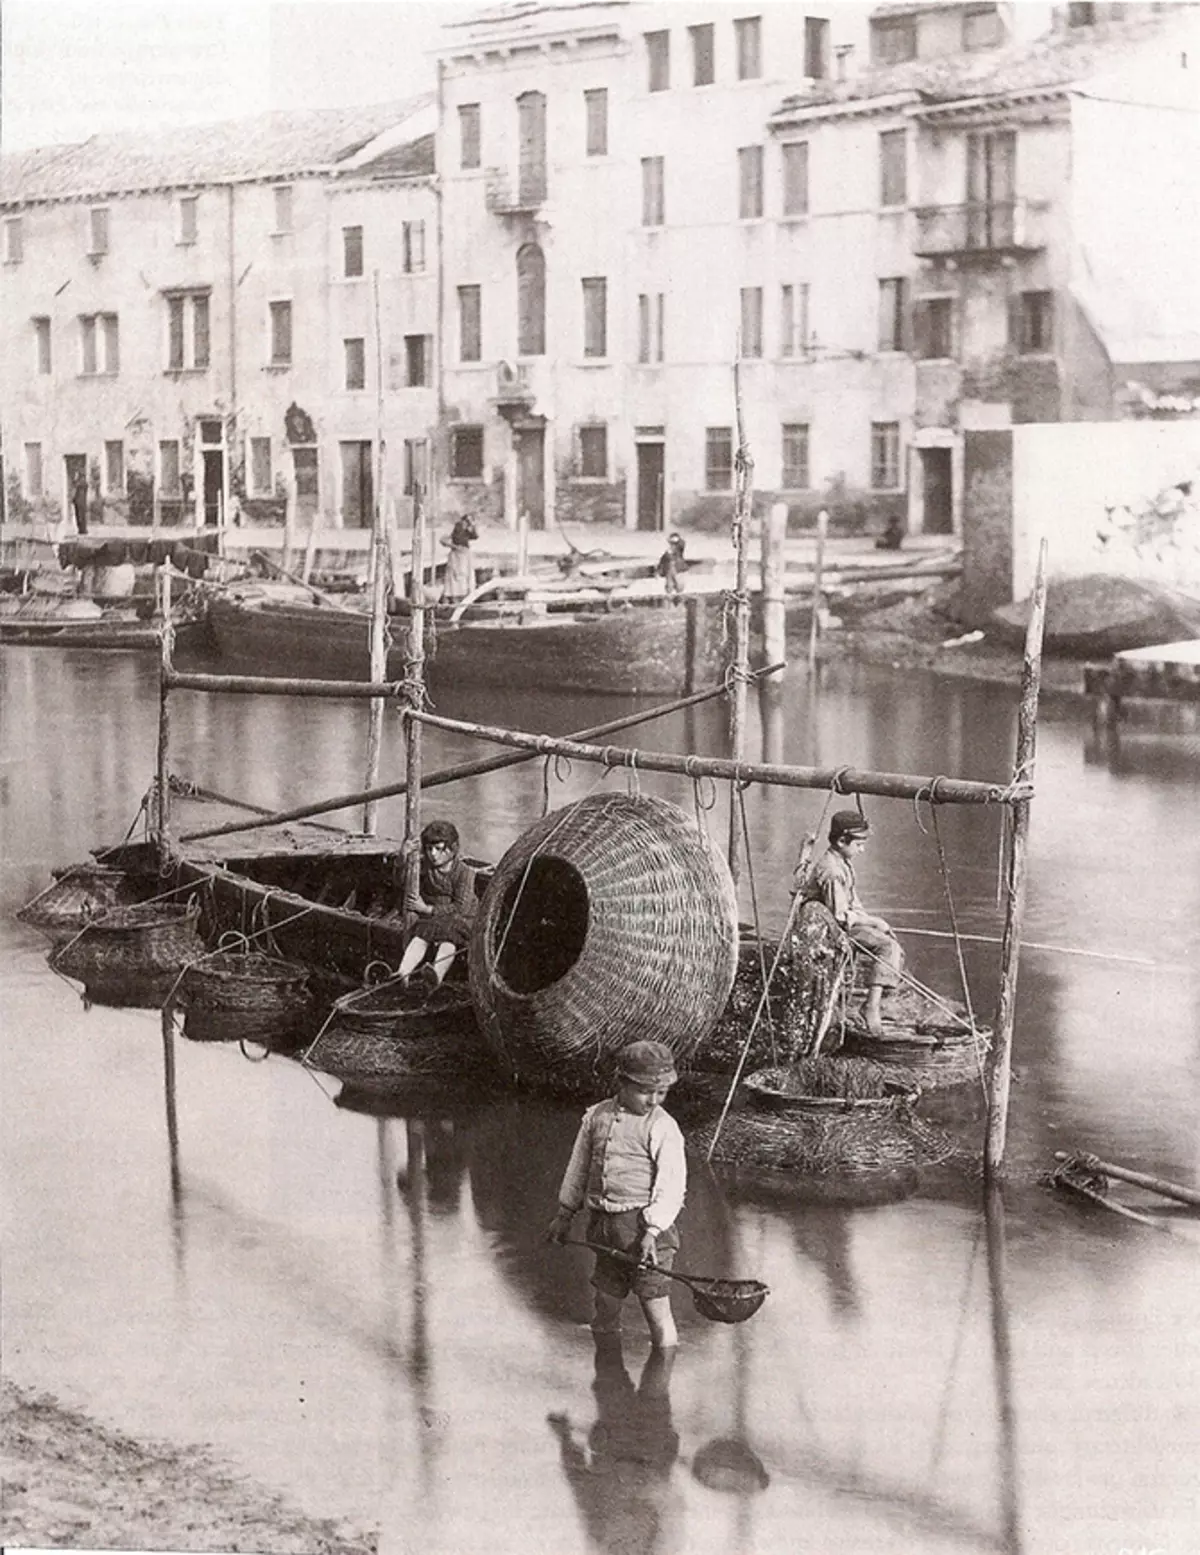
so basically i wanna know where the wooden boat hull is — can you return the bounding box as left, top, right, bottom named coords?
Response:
left=207, top=593, right=733, bottom=695
left=0, top=612, right=206, bottom=649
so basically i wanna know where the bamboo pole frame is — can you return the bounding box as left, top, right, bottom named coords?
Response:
left=727, top=356, right=753, bottom=886
left=178, top=663, right=786, bottom=844
left=401, top=481, right=427, bottom=928
left=407, top=708, right=1031, bottom=807
left=155, top=564, right=174, bottom=868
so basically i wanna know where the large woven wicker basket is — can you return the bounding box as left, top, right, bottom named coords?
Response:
left=51, top=901, right=203, bottom=981
left=468, top=792, right=739, bottom=1096
left=180, top=951, right=310, bottom=1013
left=18, top=862, right=141, bottom=937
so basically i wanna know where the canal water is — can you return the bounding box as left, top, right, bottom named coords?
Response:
left=3, top=645, right=1198, bottom=1555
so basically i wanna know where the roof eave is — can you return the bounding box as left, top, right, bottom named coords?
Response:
left=769, top=89, right=922, bottom=129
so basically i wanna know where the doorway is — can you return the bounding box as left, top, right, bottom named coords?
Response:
left=339, top=440, right=374, bottom=528
left=64, top=454, right=88, bottom=531
left=636, top=441, right=665, bottom=531
left=920, top=447, right=954, bottom=535
left=292, top=447, right=319, bottom=527
left=515, top=425, right=545, bottom=530
left=201, top=450, right=224, bottom=526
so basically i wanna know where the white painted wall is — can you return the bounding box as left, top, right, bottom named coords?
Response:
left=1011, top=420, right=1200, bottom=598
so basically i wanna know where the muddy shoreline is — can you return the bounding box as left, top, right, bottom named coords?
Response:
left=1, top=1381, right=376, bottom=1554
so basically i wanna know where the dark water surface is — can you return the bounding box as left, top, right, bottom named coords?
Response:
left=3, top=646, right=1198, bottom=1555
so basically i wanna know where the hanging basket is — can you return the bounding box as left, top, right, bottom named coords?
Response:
left=18, top=862, right=141, bottom=937
left=51, top=900, right=203, bottom=982
left=468, top=792, right=739, bottom=1096
left=180, top=951, right=310, bottom=1015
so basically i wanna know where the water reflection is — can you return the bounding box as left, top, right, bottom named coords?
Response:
left=548, top=1339, right=683, bottom=1555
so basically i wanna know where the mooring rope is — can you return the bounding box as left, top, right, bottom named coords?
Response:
left=736, top=782, right=778, bottom=1060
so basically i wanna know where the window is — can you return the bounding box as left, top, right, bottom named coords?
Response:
left=405, top=334, right=431, bottom=386
left=962, top=6, right=1003, bottom=49
left=738, top=146, right=766, bottom=221
left=343, top=225, right=364, bottom=278
left=878, top=278, right=908, bottom=352
left=638, top=293, right=665, bottom=364
left=578, top=425, right=608, bottom=479
left=1015, top=290, right=1054, bottom=354
left=80, top=313, right=119, bottom=374
left=879, top=130, right=907, bottom=208
left=915, top=297, right=954, bottom=359
left=517, top=243, right=546, bottom=356
left=1067, top=2, right=1096, bottom=25
left=584, top=88, right=608, bottom=156
left=690, top=23, right=715, bottom=85
left=805, top=16, right=830, bottom=79
left=159, top=441, right=181, bottom=496
left=24, top=442, right=43, bottom=498
left=642, top=157, right=665, bottom=226
left=402, top=220, right=426, bottom=273
left=780, top=283, right=810, bottom=356
left=740, top=287, right=764, bottom=358
left=871, top=422, right=902, bottom=490
left=178, top=195, right=198, bottom=244
left=870, top=16, right=917, bottom=64
left=781, top=424, right=810, bottom=489
left=458, top=284, right=482, bottom=361
left=273, top=186, right=293, bottom=233
left=4, top=216, right=24, bottom=263
left=458, top=103, right=481, bottom=169
left=103, top=440, right=124, bottom=496
left=738, top=145, right=764, bottom=219
left=33, top=316, right=51, bottom=374
left=517, top=91, right=547, bottom=205
left=249, top=437, right=272, bottom=496
left=344, top=337, right=366, bottom=390
left=88, top=206, right=109, bottom=255
left=782, top=141, right=809, bottom=217
left=582, top=276, right=607, bottom=358
left=403, top=438, right=429, bottom=496
left=450, top=425, right=484, bottom=480
left=705, top=427, right=734, bottom=491
left=646, top=30, right=669, bottom=92
left=166, top=292, right=210, bottom=370
left=734, top=16, right=762, bottom=80
left=269, top=300, right=292, bottom=365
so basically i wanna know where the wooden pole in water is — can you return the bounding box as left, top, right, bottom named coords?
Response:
left=761, top=500, right=788, bottom=671
left=363, top=271, right=388, bottom=837
left=984, top=1185, right=1024, bottom=1555
left=402, top=482, right=428, bottom=923
left=155, top=564, right=174, bottom=866
left=984, top=538, right=1048, bottom=1179
left=808, top=508, right=828, bottom=671
left=727, top=355, right=754, bottom=886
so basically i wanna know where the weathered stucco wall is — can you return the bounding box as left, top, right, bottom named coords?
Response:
left=960, top=429, right=1014, bottom=624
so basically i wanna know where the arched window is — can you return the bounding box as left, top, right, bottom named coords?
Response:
left=517, top=243, right=546, bottom=357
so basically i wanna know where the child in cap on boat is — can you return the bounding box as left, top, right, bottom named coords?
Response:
left=800, top=809, right=904, bottom=1037
left=396, top=820, right=476, bottom=991
left=547, top=1040, right=687, bottom=1349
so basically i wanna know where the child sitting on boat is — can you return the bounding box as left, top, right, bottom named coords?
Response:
left=396, top=820, right=476, bottom=991
left=546, top=1040, right=686, bottom=1350
left=797, top=809, right=904, bottom=1037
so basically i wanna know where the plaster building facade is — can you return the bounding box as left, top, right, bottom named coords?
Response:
left=0, top=99, right=437, bottom=535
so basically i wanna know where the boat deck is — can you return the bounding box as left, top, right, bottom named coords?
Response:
left=170, top=790, right=401, bottom=867
left=1085, top=638, right=1200, bottom=709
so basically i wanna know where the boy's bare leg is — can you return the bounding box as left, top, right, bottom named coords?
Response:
left=864, top=985, right=884, bottom=1036
left=640, top=1295, right=678, bottom=1349
left=591, top=1290, right=624, bottom=1334
left=429, top=942, right=457, bottom=985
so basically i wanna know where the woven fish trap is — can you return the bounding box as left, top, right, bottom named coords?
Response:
left=181, top=1003, right=313, bottom=1046
left=67, top=968, right=182, bottom=1010
left=694, top=931, right=818, bottom=1075
left=693, top=1096, right=960, bottom=1179
left=468, top=792, right=739, bottom=1096
left=307, top=1016, right=495, bottom=1086
left=51, top=901, right=203, bottom=980
left=841, top=989, right=991, bottom=1089
left=18, top=862, right=140, bottom=936
left=180, top=951, right=310, bottom=1014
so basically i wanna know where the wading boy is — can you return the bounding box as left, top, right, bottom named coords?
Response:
left=547, top=1041, right=686, bottom=1349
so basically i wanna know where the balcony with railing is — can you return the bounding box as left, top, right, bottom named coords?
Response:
left=490, top=361, right=537, bottom=420
left=913, top=200, right=1048, bottom=259
left=485, top=169, right=547, bottom=216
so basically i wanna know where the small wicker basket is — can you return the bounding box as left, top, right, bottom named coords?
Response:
left=52, top=900, right=203, bottom=981
left=181, top=951, right=310, bottom=1014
